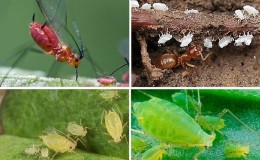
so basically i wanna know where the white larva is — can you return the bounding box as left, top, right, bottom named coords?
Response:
left=243, top=5, right=259, bottom=17
left=184, top=9, right=199, bottom=14
left=131, top=0, right=140, bottom=8
left=141, top=3, right=151, bottom=10
left=218, top=36, right=233, bottom=48
left=234, top=32, right=253, bottom=46
left=153, top=3, right=168, bottom=11
left=179, top=32, right=193, bottom=47
left=203, top=38, right=213, bottom=49
left=234, top=10, right=245, bottom=20
left=158, top=29, right=172, bottom=45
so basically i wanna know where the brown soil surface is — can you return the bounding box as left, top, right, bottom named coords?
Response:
left=132, top=0, right=260, bottom=87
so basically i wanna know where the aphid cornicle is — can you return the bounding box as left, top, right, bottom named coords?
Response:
left=67, top=122, right=87, bottom=138
left=40, top=132, right=77, bottom=158
left=102, top=109, right=127, bottom=143
left=133, top=91, right=215, bottom=159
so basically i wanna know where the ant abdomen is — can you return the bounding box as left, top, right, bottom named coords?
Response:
left=155, top=53, right=178, bottom=69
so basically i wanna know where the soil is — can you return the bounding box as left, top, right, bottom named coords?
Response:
left=132, top=0, right=260, bottom=87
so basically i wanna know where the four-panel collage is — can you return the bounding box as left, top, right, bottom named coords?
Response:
left=0, top=0, right=259, bottom=160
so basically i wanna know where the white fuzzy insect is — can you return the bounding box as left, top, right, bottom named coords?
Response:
left=131, top=0, right=140, bottom=8
left=40, top=148, right=49, bottom=158
left=25, top=145, right=40, bottom=156
left=234, top=32, right=253, bottom=46
left=243, top=5, right=259, bottom=17
left=153, top=3, right=168, bottom=11
left=234, top=10, right=246, bottom=20
left=184, top=9, right=199, bottom=14
left=218, top=36, right=233, bottom=48
left=158, top=29, right=172, bottom=45
left=203, top=38, right=213, bottom=49
left=179, top=32, right=193, bottom=47
left=141, top=3, right=151, bottom=10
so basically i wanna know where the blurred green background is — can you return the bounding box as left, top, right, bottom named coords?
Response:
left=0, top=0, right=129, bottom=81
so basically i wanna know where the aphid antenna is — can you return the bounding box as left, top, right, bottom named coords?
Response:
left=0, top=45, right=35, bottom=86
left=218, top=109, right=260, bottom=137
left=137, top=90, right=155, bottom=99
left=109, top=63, right=128, bottom=76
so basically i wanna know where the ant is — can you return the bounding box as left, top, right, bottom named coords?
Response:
left=155, top=44, right=211, bottom=71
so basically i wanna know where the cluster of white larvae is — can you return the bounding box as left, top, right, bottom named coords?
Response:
left=156, top=4, right=259, bottom=48
left=131, top=0, right=168, bottom=11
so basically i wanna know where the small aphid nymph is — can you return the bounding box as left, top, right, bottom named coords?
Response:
left=100, top=90, right=120, bottom=101
left=141, top=3, right=151, bottom=10
left=67, top=122, right=87, bottom=137
left=153, top=3, right=168, bottom=11
left=234, top=32, right=253, bottom=46
left=158, top=29, right=172, bottom=45
left=184, top=9, right=199, bottom=14
left=203, top=38, right=213, bottom=49
left=131, top=0, right=140, bottom=8
left=224, top=143, right=249, bottom=158
left=40, top=148, right=49, bottom=158
left=180, top=32, right=193, bottom=47
left=102, top=108, right=127, bottom=143
left=218, top=36, right=233, bottom=48
left=234, top=10, right=246, bottom=20
left=25, top=145, right=40, bottom=156
left=243, top=5, right=259, bottom=17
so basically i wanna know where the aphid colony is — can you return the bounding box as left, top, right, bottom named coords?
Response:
left=25, top=90, right=127, bottom=159
left=132, top=90, right=259, bottom=159
left=131, top=0, right=168, bottom=11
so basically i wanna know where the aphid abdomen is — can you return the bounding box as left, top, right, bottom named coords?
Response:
left=134, top=97, right=215, bottom=147
left=197, top=116, right=225, bottom=132
left=224, top=144, right=249, bottom=158
left=30, top=22, right=59, bottom=53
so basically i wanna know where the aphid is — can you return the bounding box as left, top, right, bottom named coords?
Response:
left=141, top=143, right=169, bottom=160
left=152, top=3, right=168, bottom=11
left=25, top=144, right=40, bottom=156
left=203, top=38, right=213, bottom=49
left=131, top=135, right=147, bottom=152
left=234, top=32, right=253, bottom=46
left=40, top=147, right=49, bottom=158
left=224, top=143, right=249, bottom=158
left=243, top=5, right=259, bottom=17
left=131, top=0, right=140, bottom=8
left=234, top=10, right=246, bottom=20
left=218, top=36, right=233, bottom=48
left=155, top=44, right=211, bottom=70
left=158, top=29, right=172, bottom=45
left=40, top=132, right=77, bottom=158
left=179, top=32, right=193, bottom=47
left=100, top=90, right=120, bottom=101
left=155, top=53, right=178, bottom=69
left=67, top=122, right=87, bottom=138
left=133, top=91, right=216, bottom=159
left=184, top=9, right=199, bottom=14
left=97, top=76, right=117, bottom=86
left=141, top=3, right=151, bottom=10
left=102, top=108, right=127, bottom=143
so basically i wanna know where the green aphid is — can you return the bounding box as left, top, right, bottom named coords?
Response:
left=133, top=91, right=215, bottom=159
left=196, top=115, right=225, bottom=132
left=224, top=143, right=249, bottom=158
left=141, top=143, right=169, bottom=160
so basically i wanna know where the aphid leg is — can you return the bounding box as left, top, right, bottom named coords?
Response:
left=193, top=147, right=205, bottom=160
left=218, top=109, right=260, bottom=137
left=114, top=105, right=123, bottom=121
left=51, top=152, right=58, bottom=160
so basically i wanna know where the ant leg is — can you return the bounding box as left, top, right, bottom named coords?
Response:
left=185, top=63, right=199, bottom=75
left=218, top=109, right=260, bottom=137
left=200, top=52, right=212, bottom=61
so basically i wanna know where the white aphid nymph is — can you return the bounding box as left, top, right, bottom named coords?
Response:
left=141, top=3, right=151, bottom=10
left=153, top=3, right=169, bottom=11
left=131, top=0, right=140, bottom=8
left=218, top=36, right=234, bottom=48
left=243, top=5, right=259, bottom=17
left=234, top=10, right=245, bottom=20
left=158, top=29, right=172, bottom=45
left=184, top=9, right=199, bottom=14
left=203, top=38, right=213, bottom=49
left=234, top=32, right=253, bottom=46
left=180, top=32, right=193, bottom=47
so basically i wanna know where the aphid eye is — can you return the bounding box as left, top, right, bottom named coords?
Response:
left=75, top=57, right=79, bottom=62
